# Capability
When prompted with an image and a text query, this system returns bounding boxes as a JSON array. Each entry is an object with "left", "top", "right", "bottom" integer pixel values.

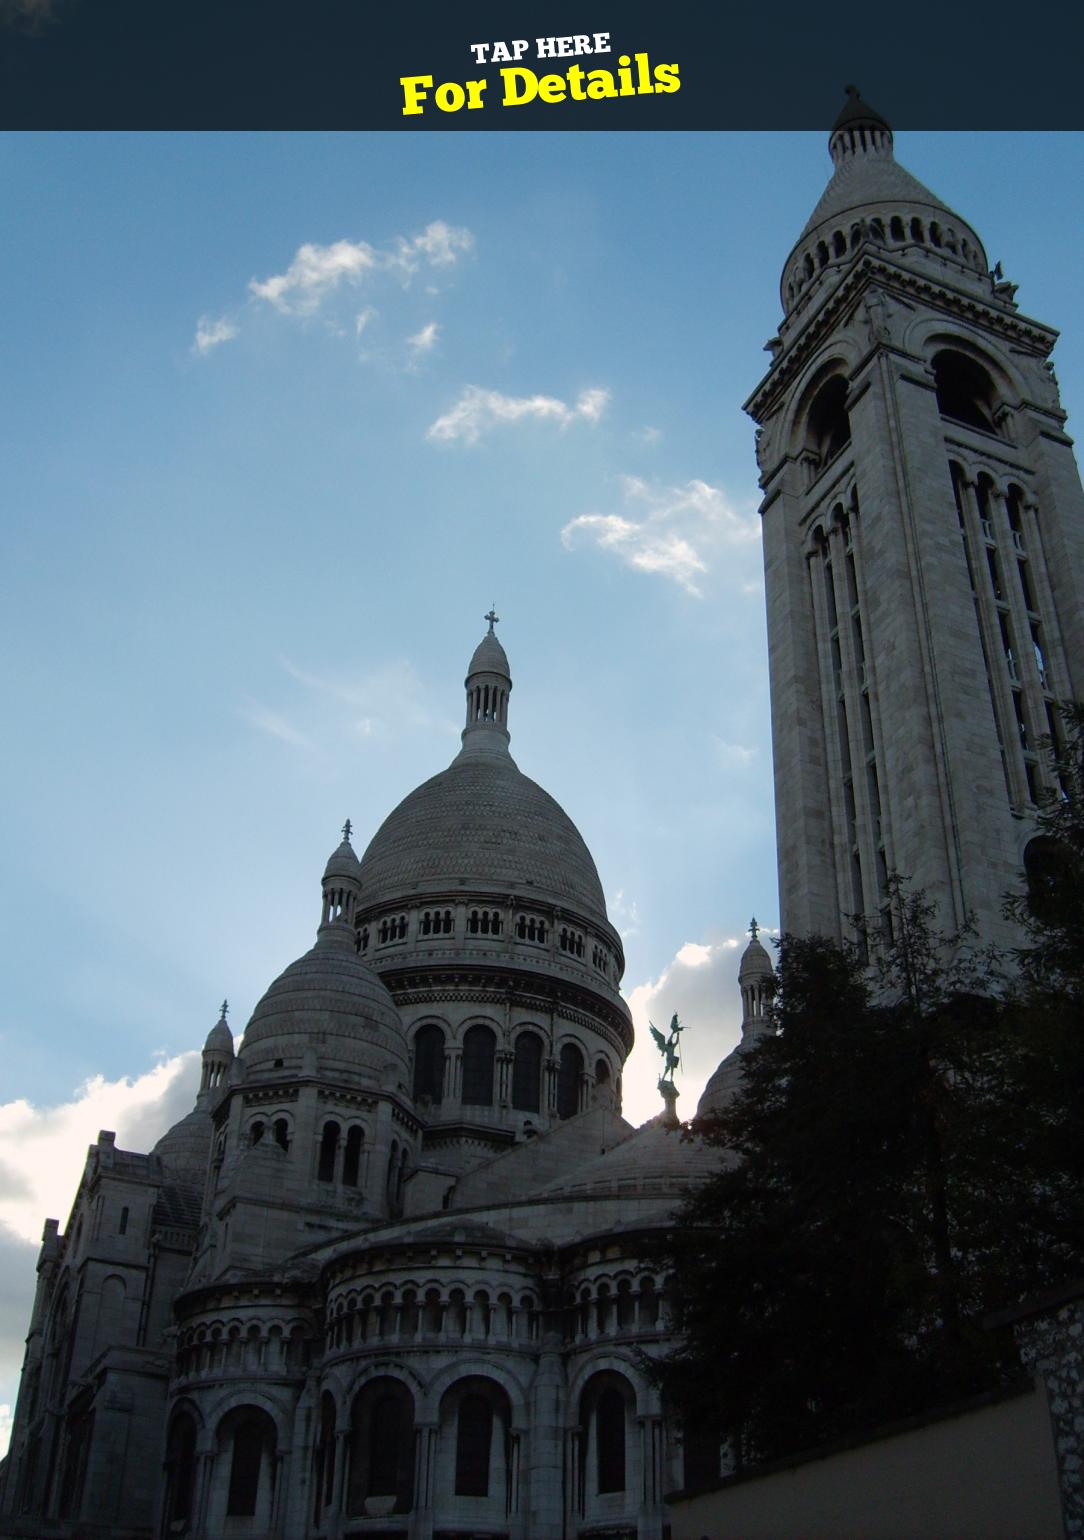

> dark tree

[
  {"left": 1005, "top": 701, "right": 1084, "bottom": 1000},
  {"left": 656, "top": 881, "right": 1084, "bottom": 1469}
]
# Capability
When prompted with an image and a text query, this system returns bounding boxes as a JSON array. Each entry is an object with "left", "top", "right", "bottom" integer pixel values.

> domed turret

[
  {"left": 697, "top": 919, "right": 775, "bottom": 1120},
  {"left": 200, "top": 999, "right": 234, "bottom": 1096},
  {"left": 738, "top": 918, "right": 774, "bottom": 1033},
  {"left": 152, "top": 1002, "right": 232, "bottom": 1175},
  {"left": 239, "top": 837, "right": 408, "bottom": 1084},
  {"left": 461, "top": 606, "right": 512, "bottom": 753},
  {"left": 320, "top": 819, "right": 362, "bottom": 937}
]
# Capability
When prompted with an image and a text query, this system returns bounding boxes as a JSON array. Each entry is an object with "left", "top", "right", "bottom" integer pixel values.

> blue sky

[{"left": 2, "top": 130, "right": 1083, "bottom": 1445}]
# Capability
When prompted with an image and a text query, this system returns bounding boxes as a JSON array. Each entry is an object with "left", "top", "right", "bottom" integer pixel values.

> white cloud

[
  {"left": 608, "top": 888, "right": 641, "bottom": 942},
  {"left": 242, "top": 703, "right": 314, "bottom": 752},
  {"left": 248, "top": 221, "right": 473, "bottom": 317},
  {"left": 427, "top": 385, "right": 610, "bottom": 446},
  {"left": 713, "top": 737, "right": 758, "bottom": 768},
  {"left": 561, "top": 474, "right": 759, "bottom": 597},
  {"left": 244, "top": 657, "right": 459, "bottom": 759},
  {"left": 395, "top": 220, "right": 474, "bottom": 271},
  {"left": 192, "top": 314, "right": 239, "bottom": 355},
  {"left": 638, "top": 425, "right": 662, "bottom": 444},
  {"left": 407, "top": 321, "right": 440, "bottom": 354},
  {"left": 562, "top": 513, "right": 707, "bottom": 594},
  {"left": 0, "top": 1052, "right": 201, "bottom": 1248},
  {"left": 355, "top": 306, "right": 377, "bottom": 338}
]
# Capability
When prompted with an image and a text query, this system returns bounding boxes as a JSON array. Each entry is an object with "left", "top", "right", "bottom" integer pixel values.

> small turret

[
  {"left": 318, "top": 820, "right": 362, "bottom": 948},
  {"left": 828, "top": 84, "right": 893, "bottom": 167},
  {"left": 461, "top": 607, "right": 512, "bottom": 753},
  {"left": 201, "top": 1000, "right": 234, "bottom": 1094},
  {"left": 738, "top": 917, "right": 774, "bottom": 1043},
  {"left": 696, "top": 919, "right": 776, "bottom": 1120}
]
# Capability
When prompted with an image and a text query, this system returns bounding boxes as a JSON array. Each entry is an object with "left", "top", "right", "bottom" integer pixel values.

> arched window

[
  {"left": 347, "top": 1378, "right": 414, "bottom": 1515},
  {"left": 413, "top": 1024, "right": 445, "bottom": 1103},
  {"left": 511, "top": 1032, "right": 542, "bottom": 1112},
  {"left": 932, "top": 348, "right": 999, "bottom": 433},
  {"left": 342, "top": 1126, "right": 363, "bottom": 1187},
  {"left": 596, "top": 1387, "right": 626, "bottom": 1492},
  {"left": 595, "top": 1058, "right": 610, "bottom": 1088},
  {"left": 313, "top": 1392, "right": 337, "bottom": 1524},
  {"left": 806, "top": 375, "right": 851, "bottom": 463},
  {"left": 164, "top": 1410, "right": 198, "bottom": 1530},
  {"left": 455, "top": 1394, "right": 493, "bottom": 1496},
  {"left": 557, "top": 1043, "right": 583, "bottom": 1120},
  {"left": 461, "top": 1025, "right": 495, "bottom": 1106},
  {"left": 385, "top": 1141, "right": 399, "bottom": 1214},
  {"left": 579, "top": 1373, "right": 633, "bottom": 1504},
  {"left": 273, "top": 1118, "right": 289, "bottom": 1151},
  {"left": 1024, "top": 836, "right": 1074, "bottom": 926},
  {"left": 440, "top": 1377, "right": 512, "bottom": 1508},
  {"left": 224, "top": 1409, "right": 276, "bottom": 1518},
  {"left": 317, "top": 1121, "right": 340, "bottom": 1183}
]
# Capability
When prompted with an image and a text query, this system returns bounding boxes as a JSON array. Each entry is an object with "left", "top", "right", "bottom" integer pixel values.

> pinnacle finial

[
  {"left": 220, "top": 999, "right": 229, "bottom": 1019},
  {"left": 485, "top": 606, "right": 499, "bottom": 635},
  {"left": 749, "top": 916, "right": 759, "bottom": 940},
  {"left": 341, "top": 818, "right": 353, "bottom": 843}
]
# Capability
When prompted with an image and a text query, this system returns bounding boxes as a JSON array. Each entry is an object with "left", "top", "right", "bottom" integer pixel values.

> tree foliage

[
  {"left": 656, "top": 876, "right": 1084, "bottom": 1470},
  {"left": 1005, "top": 701, "right": 1084, "bottom": 1000}
]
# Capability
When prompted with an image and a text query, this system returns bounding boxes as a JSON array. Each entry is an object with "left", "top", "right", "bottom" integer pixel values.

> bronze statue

[{"left": 650, "top": 1012, "right": 685, "bottom": 1088}]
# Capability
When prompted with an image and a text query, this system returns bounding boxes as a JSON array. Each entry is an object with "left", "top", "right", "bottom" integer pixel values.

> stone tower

[{"left": 746, "top": 93, "right": 1084, "bottom": 949}]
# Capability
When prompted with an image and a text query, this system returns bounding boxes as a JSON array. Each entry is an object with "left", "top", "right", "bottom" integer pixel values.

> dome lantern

[
  {"left": 461, "top": 607, "right": 512, "bottom": 753},
  {"left": 200, "top": 999, "right": 234, "bottom": 1094},
  {"left": 738, "top": 918, "right": 774, "bottom": 1040},
  {"left": 319, "top": 819, "right": 362, "bottom": 945}
]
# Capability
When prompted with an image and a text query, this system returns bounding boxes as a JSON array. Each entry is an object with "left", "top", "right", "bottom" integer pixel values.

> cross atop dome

[
  {"left": 749, "top": 916, "right": 759, "bottom": 940},
  {"left": 220, "top": 999, "right": 228, "bottom": 1019},
  {"left": 485, "top": 606, "right": 499, "bottom": 635},
  {"left": 341, "top": 818, "right": 353, "bottom": 843}
]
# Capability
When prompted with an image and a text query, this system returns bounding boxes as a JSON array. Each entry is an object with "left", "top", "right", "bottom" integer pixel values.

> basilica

[{"left": 3, "top": 97, "right": 1084, "bottom": 1539}]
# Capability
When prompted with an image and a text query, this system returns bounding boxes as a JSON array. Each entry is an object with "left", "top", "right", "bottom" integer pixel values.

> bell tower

[{"left": 746, "top": 93, "right": 1084, "bottom": 950}]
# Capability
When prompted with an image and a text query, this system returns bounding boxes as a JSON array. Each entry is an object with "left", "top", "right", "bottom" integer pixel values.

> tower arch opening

[
  {"left": 932, "top": 348, "right": 1000, "bottom": 433},
  {"left": 804, "top": 374, "right": 851, "bottom": 465}
]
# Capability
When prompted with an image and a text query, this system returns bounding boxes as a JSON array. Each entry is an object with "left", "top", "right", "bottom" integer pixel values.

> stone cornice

[
  {"left": 745, "top": 252, "right": 1059, "bottom": 424},
  {"left": 380, "top": 963, "right": 635, "bottom": 1055}
]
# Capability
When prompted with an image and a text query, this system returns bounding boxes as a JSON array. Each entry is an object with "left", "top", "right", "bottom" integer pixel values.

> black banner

[{"left": 2, "top": 0, "right": 1081, "bottom": 130}]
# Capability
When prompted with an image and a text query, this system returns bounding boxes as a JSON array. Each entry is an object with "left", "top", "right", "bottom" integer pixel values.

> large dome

[{"left": 358, "top": 745, "right": 608, "bottom": 924}]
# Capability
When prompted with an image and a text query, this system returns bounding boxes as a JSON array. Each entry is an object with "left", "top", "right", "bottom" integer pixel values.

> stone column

[
  {"left": 412, "top": 1422, "right": 438, "bottom": 1540},
  {"left": 958, "top": 474, "right": 1028, "bottom": 809}
]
